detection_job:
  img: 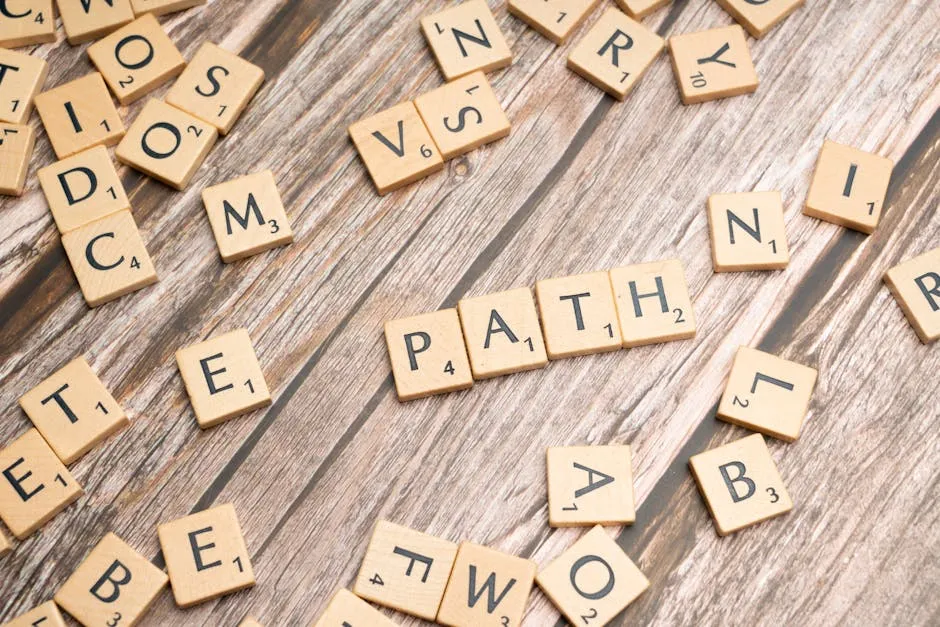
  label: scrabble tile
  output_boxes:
[38,145,130,234]
[716,0,804,38]
[175,328,271,428]
[717,347,817,442]
[457,287,548,379]
[201,170,293,263]
[165,42,264,135]
[0,48,49,124]
[689,433,792,536]
[535,271,622,359]
[567,8,664,100]
[615,0,670,20]
[0,527,10,557]
[238,617,265,627]
[507,0,600,45]
[707,191,790,272]
[88,14,186,105]
[315,589,399,627]
[803,140,894,234]
[58,0,135,44]
[348,101,443,195]
[157,503,254,608]
[0,0,56,48]
[420,0,512,81]
[536,526,648,626]
[130,0,205,17]
[547,445,635,527]
[0,429,83,540]
[3,601,67,627]
[55,532,169,627]
[884,247,940,344]
[608,259,696,347]
[668,25,758,105]
[0,121,34,196]
[115,98,217,190]
[353,520,458,620]
[384,309,473,401]
[34,73,125,159]
[61,210,158,307]
[414,71,510,160]
[437,542,536,627]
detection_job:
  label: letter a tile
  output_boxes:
[884,247,940,344]
[668,25,758,104]
[547,445,635,527]
[3,602,67,627]
[535,271,622,359]
[0,48,49,125]
[315,589,399,627]
[707,191,789,272]
[716,0,804,38]
[0,121,34,196]
[507,0,600,45]
[34,73,126,159]
[385,309,473,401]
[609,259,695,347]
[0,0,56,48]
[421,0,512,81]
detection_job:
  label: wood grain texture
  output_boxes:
[1,0,938,625]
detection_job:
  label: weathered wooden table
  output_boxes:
[1,0,937,625]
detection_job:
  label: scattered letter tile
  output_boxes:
[717,347,817,441]
[803,140,894,234]
[507,0,600,45]
[535,271,622,359]
[567,8,664,100]
[609,259,696,347]
[716,0,804,38]
[0,429,83,540]
[0,48,49,124]
[55,532,169,627]
[707,191,789,272]
[58,0,135,45]
[547,445,635,527]
[884,247,940,344]
[668,25,758,104]
[61,210,158,307]
[157,503,254,608]
[315,589,398,627]
[615,0,670,20]
[536,526,648,626]
[689,433,792,536]
[3,601,67,627]
[238,617,265,627]
[384,309,473,401]
[0,0,56,48]
[116,98,217,190]
[34,73,125,159]
[457,287,548,379]
[353,520,458,620]
[0,122,34,196]
[0,527,10,557]
[201,170,293,263]
[130,0,206,17]
[175,328,271,428]
[421,0,512,81]
[414,71,510,160]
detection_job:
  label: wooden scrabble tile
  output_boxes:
[716,0,804,38]
[384,309,473,401]
[707,191,789,272]
[348,101,443,195]
[88,14,185,105]
[58,0,135,44]
[567,8,664,100]
[54,532,169,627]
[0,0,56,48]
[34,73,125,159]
[315,589,399,627]
[61,210,158,307]
[536,526,648,626]
[0,527,10,557]
[535,271,622,359]
[201,170,293,263]
[0,122,34,196]
[175,328,271,428]
[547,445,635,527]
[157,503,254,608]
[115,98,217,189]
[414,71,510,160]
[3,601,67,627]
[457,287,548,379]
[238,617,265,627]
[668,25,758,105]
[884,247,940,344]
[689,433,792,536]
[0,429,83,540]
[130,0,205,17]
[165,42,264,135]
[353,520,458,620]
[437,542,536,627]
[420,0,512,81]
[608,259,696,347]
[507,0,600,45]
[717,347,817,442]
[615,0,670,20]
[38,146,130,234]
[0,48,48,124]
[803,140,894,234]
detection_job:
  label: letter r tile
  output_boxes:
[884,247,940,344]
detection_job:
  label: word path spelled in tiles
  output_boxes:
[3,601,67,627]
[507,0,600,45]
[547,445,635,527]
[0,0,56,48]
[315,589,399,626]
[0,121,34,196]
[0,47,49,124]
[884,247,940,344]
[689,433,792,536]
[385,309,473,401]
[130,0,207,18]
[616,0,671,20]
[536,525,649,626]
[0,429,83,540]
[58,0,135,44]
[535,271,622,359]
[609,259,696,347]
[716,0,804,38]
[54,532,169,626]
[421,0,512,81]
[158,503,254,607]
[668,25,758,104]
[34,73,125,159]
[707,191,790,272]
